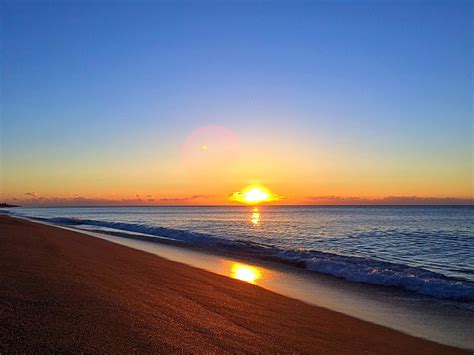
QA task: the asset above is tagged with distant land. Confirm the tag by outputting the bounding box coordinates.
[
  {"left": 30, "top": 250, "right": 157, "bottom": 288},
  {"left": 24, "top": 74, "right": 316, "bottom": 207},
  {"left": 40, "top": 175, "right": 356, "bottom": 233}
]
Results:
[{"left": 0, "top": 203, "right": 20, "bottom": 208}]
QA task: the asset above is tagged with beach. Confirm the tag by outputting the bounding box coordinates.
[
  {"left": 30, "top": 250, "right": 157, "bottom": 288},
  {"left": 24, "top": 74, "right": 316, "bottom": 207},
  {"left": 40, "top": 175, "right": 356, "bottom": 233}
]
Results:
[{"left": 0, "top": 215, "right": 465, "bottom": 353}]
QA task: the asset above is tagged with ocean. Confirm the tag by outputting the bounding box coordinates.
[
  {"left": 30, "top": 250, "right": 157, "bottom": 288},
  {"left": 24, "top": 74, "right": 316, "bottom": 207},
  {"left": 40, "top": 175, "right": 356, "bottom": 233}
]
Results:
[{"left": 5, "top": 205, "right": 474, "bottom": 302}]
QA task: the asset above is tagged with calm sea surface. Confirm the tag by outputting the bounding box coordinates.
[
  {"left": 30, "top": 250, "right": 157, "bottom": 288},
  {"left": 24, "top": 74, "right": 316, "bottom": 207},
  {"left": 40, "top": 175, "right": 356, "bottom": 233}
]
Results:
[{"left": 7, "top": 205, "right": 474, "bottom": 301}]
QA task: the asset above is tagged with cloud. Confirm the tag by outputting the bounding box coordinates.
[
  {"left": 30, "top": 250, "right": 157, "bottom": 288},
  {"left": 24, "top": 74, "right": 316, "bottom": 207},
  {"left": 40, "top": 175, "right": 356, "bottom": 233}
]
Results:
[
  {"left": 306, "top": 195, "right": 473, "bottom": 205},
  {"left": 15, "top": 196, "right": 147, "bottom": 207},
  {"left": 11, "top": 194, "right": 214, "bottom": 206},
  {"left": 158, "top": 195, "right": 215, "bottom": 202},
  {"left": 10, "top": 193, "right": 470, "bottom": 207}
]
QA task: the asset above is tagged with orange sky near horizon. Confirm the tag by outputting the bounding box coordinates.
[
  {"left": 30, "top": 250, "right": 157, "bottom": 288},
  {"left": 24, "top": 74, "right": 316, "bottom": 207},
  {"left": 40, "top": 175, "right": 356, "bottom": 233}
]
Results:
[{"left": 1, "top": 124, "right": 472, "bottom": 206}]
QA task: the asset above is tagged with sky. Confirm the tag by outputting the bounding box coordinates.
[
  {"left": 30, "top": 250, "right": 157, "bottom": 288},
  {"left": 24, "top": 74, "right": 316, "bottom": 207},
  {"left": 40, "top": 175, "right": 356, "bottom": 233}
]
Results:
[{"left": 1, "top": 0, "right": 472, "bottom": 206}]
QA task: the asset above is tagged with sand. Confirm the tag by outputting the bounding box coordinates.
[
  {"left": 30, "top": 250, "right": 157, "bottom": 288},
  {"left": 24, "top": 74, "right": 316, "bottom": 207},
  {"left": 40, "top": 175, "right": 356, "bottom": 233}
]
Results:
[{"left": 0, "top": 215, "right": 465, "bottom": 354}]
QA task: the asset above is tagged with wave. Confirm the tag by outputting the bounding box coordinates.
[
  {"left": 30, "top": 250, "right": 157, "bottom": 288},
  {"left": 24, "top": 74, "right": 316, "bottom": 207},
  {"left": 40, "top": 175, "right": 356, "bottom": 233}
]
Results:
[
  {"left": 21, "top": 214, "right": 474, "bottom": 302},
  {"left": 273, "top": 250, "right": 474, "bottom": 301}
]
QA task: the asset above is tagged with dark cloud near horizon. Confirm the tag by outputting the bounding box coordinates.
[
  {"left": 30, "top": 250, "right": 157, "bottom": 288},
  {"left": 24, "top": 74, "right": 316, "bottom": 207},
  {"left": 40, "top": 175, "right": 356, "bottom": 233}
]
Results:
[
  {"left": 7, "top": 194, "right": 472, "bottom": 207},
  {"left": 158, "top": 195, "right": 215, "bottom": 202},
  {"left": 307, "top": 195, "right": 473, "bottom": 205},
  {"left": 10, "top": 194, "right": 215, "bottom": 206}
]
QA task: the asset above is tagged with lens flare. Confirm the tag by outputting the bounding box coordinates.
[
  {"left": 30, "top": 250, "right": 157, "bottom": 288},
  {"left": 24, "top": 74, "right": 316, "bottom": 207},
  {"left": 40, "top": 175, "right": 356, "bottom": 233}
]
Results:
[{"left": 181, "top": 125, "right": 239, "bottom": 173}]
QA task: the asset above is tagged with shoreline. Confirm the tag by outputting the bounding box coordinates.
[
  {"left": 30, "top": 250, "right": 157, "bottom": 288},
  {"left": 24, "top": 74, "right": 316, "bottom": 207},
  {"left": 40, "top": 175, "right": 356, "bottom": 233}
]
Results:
[
  {"left": 15, "top": 214, "right": 474, "bottom": 349},
  {"left": 9, "top": 207, "right": 473, "bottom": 304},
  {"left": 0, "top": 215, "right": 467, "bottom": 353}
]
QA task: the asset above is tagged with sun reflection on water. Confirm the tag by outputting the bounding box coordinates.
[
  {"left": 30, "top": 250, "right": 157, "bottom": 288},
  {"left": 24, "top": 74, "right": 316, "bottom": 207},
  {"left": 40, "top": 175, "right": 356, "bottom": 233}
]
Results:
[
  {"left": 229, "top": 262, "right": 262, "bottom": 284},
  {"left": 250, "top": 207, "right": 260, "bottom": 226}
]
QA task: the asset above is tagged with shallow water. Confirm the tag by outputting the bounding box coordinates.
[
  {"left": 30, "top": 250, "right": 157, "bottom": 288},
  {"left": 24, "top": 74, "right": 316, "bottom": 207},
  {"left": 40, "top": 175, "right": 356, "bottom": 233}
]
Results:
[{"left": 6, "top": 205, "right": 474, "bottom": 301}]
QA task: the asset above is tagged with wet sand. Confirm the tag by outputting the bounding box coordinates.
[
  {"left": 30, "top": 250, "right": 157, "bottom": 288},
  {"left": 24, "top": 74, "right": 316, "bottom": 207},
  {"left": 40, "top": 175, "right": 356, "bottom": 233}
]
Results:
[{"left": 0, "top": 215, "right": 465, "bottom": 353}]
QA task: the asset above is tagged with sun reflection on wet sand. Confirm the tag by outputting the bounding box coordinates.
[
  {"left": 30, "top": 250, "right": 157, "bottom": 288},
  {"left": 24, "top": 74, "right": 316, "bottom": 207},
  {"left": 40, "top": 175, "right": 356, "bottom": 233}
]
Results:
[
  {"left": 250, "top": 207, "right": 260, "bottom": 226},
  {"left": 229, "top": 262, "right": 263, "bottom": 284}
]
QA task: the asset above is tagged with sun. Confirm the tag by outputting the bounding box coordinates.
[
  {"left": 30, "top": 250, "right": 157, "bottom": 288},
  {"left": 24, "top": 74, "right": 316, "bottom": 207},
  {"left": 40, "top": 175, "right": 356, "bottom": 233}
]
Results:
[
  {"left": 243, "top": 188, "right": 269, "bottom": 203},
  {"left": 229, "top": 185, "right": 280, "bottom": 205}
]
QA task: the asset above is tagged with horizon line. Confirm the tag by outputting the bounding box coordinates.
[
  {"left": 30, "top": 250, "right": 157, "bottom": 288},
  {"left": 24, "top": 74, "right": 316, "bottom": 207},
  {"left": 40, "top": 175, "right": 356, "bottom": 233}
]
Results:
[{"left": 4, "top": 204, "right": 473, "bottom": 208}]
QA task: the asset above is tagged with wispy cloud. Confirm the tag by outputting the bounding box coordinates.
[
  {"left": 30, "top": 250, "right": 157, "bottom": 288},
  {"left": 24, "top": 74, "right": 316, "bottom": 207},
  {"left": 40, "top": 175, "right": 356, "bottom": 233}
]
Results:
[
  {"left": 10, "top": 194, "right": 214, "bottom": 206},
  {"left": 306, "top": 195, "right": 473, "bottom": 205},
  {"left": 158, "top": 195, "right": 215, "bottom": 202},
  {"left": 7, "top": 194, "right": 471, "bottom": 206},
  {"left": 17, "top": 196, "right": 146, "bottom": 207}
]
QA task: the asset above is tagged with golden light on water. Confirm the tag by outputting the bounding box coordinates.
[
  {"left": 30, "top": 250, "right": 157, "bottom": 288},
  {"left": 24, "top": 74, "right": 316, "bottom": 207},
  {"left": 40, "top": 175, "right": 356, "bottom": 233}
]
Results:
[
  {"left": 230, "top": 262, "right": 262, "bottom": 284},
  {"left": 250, "top": 207, "right": 260, "bottom": 225}
]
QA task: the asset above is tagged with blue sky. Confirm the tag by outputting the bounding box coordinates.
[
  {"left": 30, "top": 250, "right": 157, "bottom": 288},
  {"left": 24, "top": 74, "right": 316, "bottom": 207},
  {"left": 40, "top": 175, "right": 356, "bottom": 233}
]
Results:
[{"left": 1, "top": 0, "right": 472, "bottom": 204}]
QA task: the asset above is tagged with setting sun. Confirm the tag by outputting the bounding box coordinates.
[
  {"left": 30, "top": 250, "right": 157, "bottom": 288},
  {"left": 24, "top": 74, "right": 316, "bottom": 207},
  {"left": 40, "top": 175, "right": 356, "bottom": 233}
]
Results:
[
  {"left": 244, "top": 188, "right": 269, "bottom": 203},
  {"left": 229, "top": 185, "right": 281, "bottom": 205}
]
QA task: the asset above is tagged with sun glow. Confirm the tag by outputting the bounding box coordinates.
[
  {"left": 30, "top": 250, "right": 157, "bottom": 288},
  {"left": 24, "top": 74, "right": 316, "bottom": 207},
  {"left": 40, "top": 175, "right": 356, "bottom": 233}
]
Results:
[
  {"left": 244, "top": 188, "right": 269, "bottom": 203},
  {"left": 230, "top": 185, "right": 280, "bottom": 205}
]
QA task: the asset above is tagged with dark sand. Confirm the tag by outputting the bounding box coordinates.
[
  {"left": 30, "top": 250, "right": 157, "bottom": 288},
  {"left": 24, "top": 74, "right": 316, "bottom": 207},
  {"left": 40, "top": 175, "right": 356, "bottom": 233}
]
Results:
[{"left": 0, "top": 215, "right": 465, "bottom": 354}]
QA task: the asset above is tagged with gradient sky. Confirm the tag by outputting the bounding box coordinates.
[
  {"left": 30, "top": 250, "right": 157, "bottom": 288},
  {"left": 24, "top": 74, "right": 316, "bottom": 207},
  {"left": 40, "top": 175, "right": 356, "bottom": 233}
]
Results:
[{"left": 1, "top": 0, "right": 472, "bottom": 206}]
